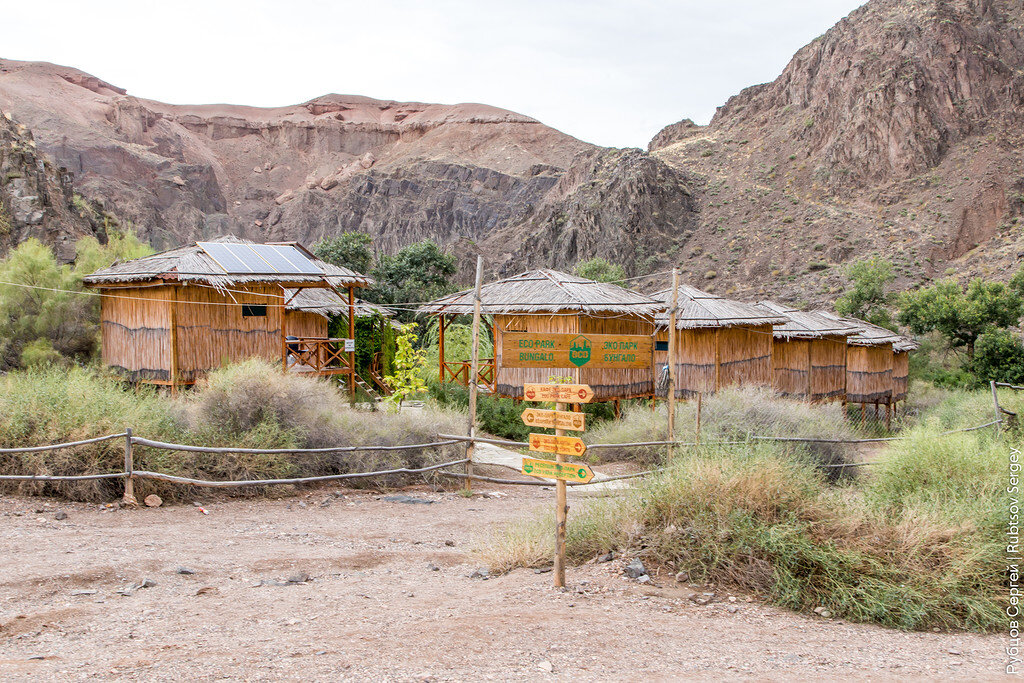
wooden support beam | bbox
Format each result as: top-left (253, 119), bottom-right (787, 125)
top-left (466, 257), bottom-right (484, 493)
top-left (348, 286), bottom-right (356, 397)
top-left (667, 268), bottom-right (679, 462)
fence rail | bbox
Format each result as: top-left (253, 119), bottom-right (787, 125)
top-left (0, 410), bottom-right (1009, 496)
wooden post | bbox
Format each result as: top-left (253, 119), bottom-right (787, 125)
top-left (992, 380), bottom-right (1003, 431)
top-left (169, 287), bottom-right (178, 397)
top-left (465, 256), bottom-right (484, 493)
top-left (554, 398), bottom-right (568, 588)
top-left (348, 286), bottom-right (356, 398)
top-left (122, 428), bottom-right (136, 506)
top-left (885, 401), bottom-right (892, 431)
top-left (613, 399), bottom-right (621, 420)
top-left (861, 402), bottom-right (866, 426)
top-left (666, 268), bottom-right (679, 462)
top-left (438, 315), bottom-right (447, 384)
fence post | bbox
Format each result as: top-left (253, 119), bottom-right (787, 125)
top-left (122, 428), bottom-right (137, 506)
top-left (992, 380), bottom-right (1003, 432)
top-left (465, 255), bottom-right (484, 492)
top-left (666, 268), bottom-right (678, 462)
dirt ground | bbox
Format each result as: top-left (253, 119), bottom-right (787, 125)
top-left (0, 476), bottom-right (1008, 681)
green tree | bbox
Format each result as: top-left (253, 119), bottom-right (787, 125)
top-left (835, 257), bottom-right (895, 329)
top-left (898, 278), bottom-right (1023, 355)
top-left (73, 228), bottom-right (154, 277)
top-left (383, 323), bottom-right (428, 411)
top-left (1010, 265), bottom-right (1024, 298)
top-left (0, 239), bottom-right (92, 369)
top-left (968, 329), bottom-right (1024, 385)
top-left (369, 240), bottom-right (457, 315)
top-left (574, 257), bottom-right (626, 283)
top-left (312, 232), bottom-right (373, 274)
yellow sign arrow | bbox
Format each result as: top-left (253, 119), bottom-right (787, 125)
top-left (523, 383), bottom-right (594, 404)
top-left (521, 457), bottom-right (594, 483)
top-left (528, 433), bottom-right (587, 457)
top-left (520, 408), bottom-right (586, 432)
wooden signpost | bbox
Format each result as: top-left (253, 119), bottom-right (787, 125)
top-left (521, 408), bottom-right (585, 432)
top-left (504, 333), bottom-right (653, 370)
top-left (519, 383), bottom-right (593, 588)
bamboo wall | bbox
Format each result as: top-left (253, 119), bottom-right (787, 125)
top-left (494, 311), bottom-right (655, 401)
top-left (892, 350), bottom-right (910, 402)
top-left (99, 286), bottom-right (172, 382)
top-left (846, 344), bottom-right (894, 404)
top-left (655, 325), bottom-right (773, 398)
top-left (285, 310), bottom-right (329, 340)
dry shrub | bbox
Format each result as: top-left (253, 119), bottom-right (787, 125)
top-left (0, 360), bottom-right (467, 501)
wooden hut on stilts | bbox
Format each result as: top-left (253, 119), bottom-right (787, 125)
top-left (418, 269), bottom-right (662, 407)
top-left (753, 301), bottom-right (859, 402)
top-left (816, 312), bottom-right (908, 428)
top-left (651, 285), bottom-right (788, 398)
top-left (83, 237), bottom-right (372, 394)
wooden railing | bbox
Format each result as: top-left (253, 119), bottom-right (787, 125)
top-left (283, 337), bottom-right (353, 376)
top-left (441, 358), bottom-right (496, 391)
top-left (369, 352), bottom-right (392, 395)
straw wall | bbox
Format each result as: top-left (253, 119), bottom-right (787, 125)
top-left (772, 338), bottom-right (810, 398)
top-left (99, 286), bottom-right (172, 382)
top-left (173, 284), bottom-right (284, 383)
top-left (892, 350), bottom-right (910, 402)
top-left (285, 310), bottom-right (329, 340)
top-left (846, 344), bottom-right (894, 404)
top-left (809, 335), bottom-right (848, 402)
top-left (494, 312), bottom-right (654, 401)
top-left (655, 325), bottom-right (772, 398)
top-left (718, 325), bottom-right (773, 389)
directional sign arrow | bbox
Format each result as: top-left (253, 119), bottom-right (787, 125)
top-left (521, 457), bottom-right (594, 484)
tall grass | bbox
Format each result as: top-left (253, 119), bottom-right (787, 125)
top-left (481, 388), bottom-right (1013, 632)
top-left (0, 360), bottom-right (467, 501)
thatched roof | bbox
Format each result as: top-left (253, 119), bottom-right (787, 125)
top-left (650, 285), bottom-right (789, 330)
top-left (815, 311), bottom-right (908, 348)
top-left (416, 269), bottom-right (662, 316)
top-left (754, 301), bottom-right (859, 340)
top-left (285, 288), bottom-right (396, 321)
top-left (83, 236), bottom-right (372, 290)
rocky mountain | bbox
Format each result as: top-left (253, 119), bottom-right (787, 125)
top-left (0, 112), bottom-right (105, 261)
top-left (2, 0), bottom-right (1024, 303)
top-left (648, 0), bottom-right (1024, 301)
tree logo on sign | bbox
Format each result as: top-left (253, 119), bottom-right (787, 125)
top-left (568, 336), bottom-right (592, 368)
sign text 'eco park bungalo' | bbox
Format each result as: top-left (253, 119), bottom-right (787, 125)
top-left (502, 333), bottom-right (653, 370)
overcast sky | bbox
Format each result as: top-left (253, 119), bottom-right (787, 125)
top-left (5, 0), bottom-right (865, 148)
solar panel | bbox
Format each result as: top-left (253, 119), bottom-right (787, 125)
top-left (198, 242), bottom-right (323, 275)
top-left (198, 242), bottom-right (255, 273)
top-left (248, 244), bottom-right (322, 275)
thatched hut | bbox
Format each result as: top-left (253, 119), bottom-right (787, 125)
top-left (892, 335), bottom-right (920, 403)
top-left (417, 269), bottom-right (661, 401)
top-left (84, 237), bottom-right (371, 391)
top-left (815, 312), bottom-right (903, 406)
top-left (753, 301), bottom-right (859, 402)
top-left (651, 285), bottom-right (788, 398)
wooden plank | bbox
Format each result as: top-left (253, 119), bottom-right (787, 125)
top-left (523, 383), bottom-right (594, 404)
top-left (502, 332), bottom-right (652, 369)
top-left (521, 409), bottom-right (585, 431)
top-left (528, 433), bottom-right (587, 457)
top-left (522, 456), bottom-right (594, 484)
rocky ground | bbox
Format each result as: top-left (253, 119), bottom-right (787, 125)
top-left (0, 479), bottom-right (1006, 681)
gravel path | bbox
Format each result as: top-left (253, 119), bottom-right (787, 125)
top-left (0, 484), bottom-right (1007, 680)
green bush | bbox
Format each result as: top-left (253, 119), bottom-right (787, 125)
top-left (968, 329), bottom-right (1024, 385)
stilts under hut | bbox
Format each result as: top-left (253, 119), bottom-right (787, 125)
top-left (651, 284), bottom-right (788, 398)
top-left (753, 301), bottom-right (859, 402)
top-left (83, 236), bottom-right (372, 394)
top-left (417, 269), bottom-right (662, 402)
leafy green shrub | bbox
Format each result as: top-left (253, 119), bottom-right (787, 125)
top-left (968, 329), bottom-right (1024, 385)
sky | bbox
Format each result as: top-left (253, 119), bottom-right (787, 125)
top-left (4, 0), bottom-right (866, 148)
